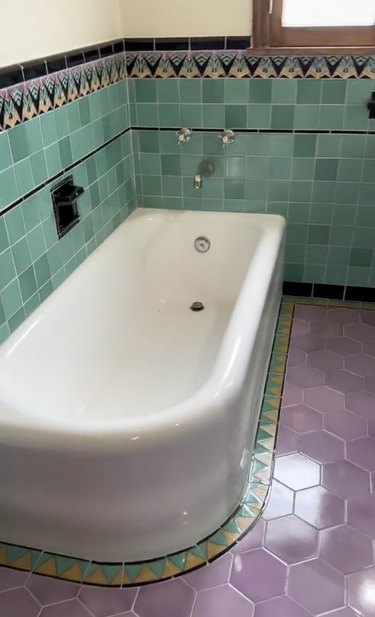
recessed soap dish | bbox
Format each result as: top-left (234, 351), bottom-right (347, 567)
top-left (51, 175), bottom-right (84, 239)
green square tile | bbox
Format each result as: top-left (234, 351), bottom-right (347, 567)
top-left (294, 106), bottom-right (319, 130)
top-left (135, 80), bottom-right (157, 103)
top-left (54, 106), bottom-right (70, 139)
top-left (362, 160), bottom-right (375, 183)
top-left (269, 157), bottom-right (292, 180)
top-left (347, 267), bottom-right (370, 287)
top-left (142, 175), bottom-right (162, 196)
top-left (359, 183), bottom-right (375, 205)
top-left (328, 246), bottom-right (351, 267)
top-left (335, 182), bottom-right (360, 205)
top-left (317, 134), bottom-right (341, 158)
top-left (224, 179), bottom-right (245, 199)
top-left (308, 224), bottom-right (330, 245)
top-left (224, 199), bottom-right (245, 212)
top-left (11, 237), bottom-right (32, 275)
top-left (319, 106), bottom-right (344, 130)
top-left (225, 157), bottom-right (246, 178)
top-left (272, 80), bottom-right (297, 104)
top-left (2, 279), bottom-right (22, 319)
top-left (288, 203), bottom-right (310, 223)
top-left (162, 176), bottom-right (182, 196)
top-left (346, 80), bottom-right (374, 105)
top-left (286, 243), bottom-right (306, 263)
top-left (28, 225), bottom-right (46, 261)
top-left (246, 157), bottom-right (270, 180)
top-left (0, 168), bottom-right (19, 207)
top-left (19, 266), bottom-right (37, 302)
top-left (58, 137), bottom-right (73, 169)
top-left (330, 225), bottom-right (353, 246)
top-left (0, 297), bottom-right (5, 326)
top-left (24, 117), bottom-right (43, 154)
top-left (79, 98), bottom-right (91, 126)
top-left (337, 159), bottom-right (363, 182)
top-left (180, 80), bottom-right (202, 103)
top-left (225, 80), bottom-right (249, 103)
top-left (267, 201), bottom-right (288, 216)
top-left (246, 104), bottom-right (271, 129)
top-left (137, 103), bottom-right (159, 126)
top-left (287, 224), bottom-right (309, 244)
top-left (15, 159), bottom-right (34, 195)
top-left (159, 104), bottom-right (181, 127)
top-left (245, 180), bottom-right (267, 201)
top-left (352, 227), bottom-right (375, 249)
top-left (310, 203), bottom-right (333, 224)
top-left (294, 135), bottom-right (317, 158)
top-left (180, 104), bottom-right (202, 128)
top-left (34, 253), bottom-right (51, 288)
top-left (8, 124), bottom-right (29, 162)
top-left (306, 244), bottom-right (328, 265)
top-left (30, 151), bottom-right (48, 186)
top-left (333, 204), bottom-right (356, 226)
top-left (292, 158), bottom-right (315, 180)
top-left (271, 105), bottom-right (295, 129)
top-left (311, 181), bottom-right (336, 204)
top-left (267, 180), bottom-right (290, 202)
top-left (289, 181), bottom-right (312, 203)
top-left (202, 80), bottom-right (224, 103)
top-left (0, 218), bottom-right (9, 254)
top-left (296, 80), bottom-right (322, 104)
top-left (182, 176), bottom-right (200, 198)
top-left (269, 134), bottom-right (293, 156)
top-left (45, 143), bottom-right (62, 176)
top-left (284, 263), bottom-right (304, 282)
top-left (40, 112), bottom-right (58, 147)
top-left (0, 249), bottom-right (16, 289)
top-left (203, 177), bottom-right (224, 199)
top-left (67, 102), bottom-right (81, 133)
top-left (322, 80), bottom-right (347, 104)
top-left (304, 264), bottom-right (326, 283)
top-left (157, 80), bottom-right (179, 103)
top-left (315, 159), bottom-right (339, 181)
top-left (244, 200), bottom-right (266, 213)
top-left (161, 154), bottom-right (181, 175)
top-left (203, 104), bottom-right (225, 128)
top-left (139, 153), bottom-right (161, 175)
top-left (181, 154), bottom-right (201, 176)
top-left (343, 106), bottom-right (369, 131)
top-left (225, 105), bottom-right (247, 128)
top-left (350, 248), bottom-right (373, 267)
top-left (248, 80), bottom-right (272, 103)
top-left (139, 131), bottom-right (159, 153)
top-left (340, 134), bottom-right (367, 158)
top-left (246, 134), bottom-right (269, 156)
top-left (4, 207), bottom-right (26, 243)
top-left (0, 132), bottom-right (13, 172)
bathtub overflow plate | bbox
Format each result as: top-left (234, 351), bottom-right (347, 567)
top-left (190, 301), bottom-right (205, 312)
top-left (194, 236), bottom-right (210, 253)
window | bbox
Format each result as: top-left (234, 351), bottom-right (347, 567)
top-left (253, 0), bottom-right (375, 51)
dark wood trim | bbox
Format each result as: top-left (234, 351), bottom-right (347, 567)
top-left (253, 0), bottom-right (375, 51)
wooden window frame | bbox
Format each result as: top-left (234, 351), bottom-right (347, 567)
top-left (253, 0), bottom-right (375, 54)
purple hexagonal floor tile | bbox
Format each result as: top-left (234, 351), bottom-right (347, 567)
top-left (347, 495), bottom-right (375, 538)
top-left (327, 337), bottom-right (362, 356)
top-left (323, 460), bottom-right (371, 498)
top-left (135, 579), bottom-right (195, 617)
top-left (282, 384), bottom-right (304, 407)
top-left (0, 567), bottom-right (28, 592)
top-left (0, 588), bottom-right (40, 617)
top-left (275, 426), bottom-right (299, 456)
top-left (347, 437), bottom-right (375, 471)
top-left (326, 370), bottom-right (363, 394)
top-left (287, 348), bottom-right (307, 368)
top-left (294, 305), bottom-right (327, 322)
top-left (254, 596), bottom-right (311, 617)
top-left (292, 334), bottom-right (325, 353)
top-left (231, 549), bottom-right (286, 602)
top-left (345, 354), bottom-right (375, 378)
top-left (231, 519), bottom-right (266, 555)
top-left (299, 430), bottom-right (345, 464)
top-left (327, 609), bottom-right (362, 617)
top-left (327, 308), bottom-right (360, 325)
top-left (264, 515), bottom-right (318, 564)
top-left (274, 453), bottom-right (320, 491)
top-left (27, 575), bottom-right (80, 606)
top-left (286, 366), bottom-right (325, 388)
top-left (291, 318), bottom-right (310, 337)
top-left (307, 349), bottom-right (343, 371)
top-left (288, 559), bottom-right (345, 615)
top-left (40, 600), bottom-right (92, 617)
top-left (323, 410), bottom-right (367, 440)
top-left (262, 480), bottom-right (294, 521)
top-left (345, 323), bottom-right (375, 342)
top-left (361, 311), bottom-right (375, 327)
top-left (310, 320), bottom-right (343, 339)
top-left (192, 585), bottom-right (254, 617)
top-left (280, 404), bottom-right (322, 433)
top-left (183, 553), bottom-right (232, 591)
top-left (365, 375), bottom-right (375, 393)
top-left (363, 340), bottom-right (375, 357)
top-left (304, 386), bottom-right (344, 413)
top-left (348, 567), bottom-right (375, 615)
top-left (346, 391), bottom-right (375, 419)
top-left (78, 586), bottom-right (138, 617)
top-left (320, 524), bottom-right (373, 574)
top-left (294, 485), bottom-right (345, 529)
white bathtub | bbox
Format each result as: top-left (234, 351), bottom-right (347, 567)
top-left (0, 208), bottom-right (285, 563)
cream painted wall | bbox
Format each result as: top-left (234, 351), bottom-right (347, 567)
top-left (0, 0), bottom-right (122, 66)
top-left (120, 0), bottom-right (253, 37)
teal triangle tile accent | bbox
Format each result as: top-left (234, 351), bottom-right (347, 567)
top-left (208, 531), bottom-right (228, 547)
top-left (257, 428), bottom-right (271, 441)
top-left (56, 557), bottom-right (78, 576)
top-left (148, 558), bottom-right (167, 578)
top-left (222, 519), bottom-right (241, 534)
top-left (101, 564), bottom-right (122, 583)
top-left (125, 564), bottom-right (144, 583)
top-left (190, 544), bottom-right (208, 561)
top-left (6, 546), bottom-right (30, 563)
top-left (168, 552), bottom-right (187, 570)
top-left (236, 505), bottom-right (252, 518)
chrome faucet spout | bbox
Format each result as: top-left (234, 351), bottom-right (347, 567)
top-left (194, 174), bottom-right (202, 189)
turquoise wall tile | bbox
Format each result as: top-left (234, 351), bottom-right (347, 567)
top-left (0, 132), bottom-right (13, 171)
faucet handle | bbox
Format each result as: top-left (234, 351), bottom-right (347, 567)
top-left (177, 128), bottom-right (192, 145)
top-left (219, 129), bottom-right (235, 147)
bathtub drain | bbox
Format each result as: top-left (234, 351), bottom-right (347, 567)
top-left (190, 302), bottom-right (205, 312)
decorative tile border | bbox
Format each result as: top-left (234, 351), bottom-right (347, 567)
top-left (1, 295), bottom-right (373, 587)
top-left (126, 52), bottom-right (375, 79)
top-left (0, 53), bottom-right (126, 132)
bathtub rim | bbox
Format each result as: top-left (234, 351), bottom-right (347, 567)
top-left (0, 208), bottom-right (286, 445)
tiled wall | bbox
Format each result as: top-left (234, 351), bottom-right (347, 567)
top-left (130, 77), bottom-right (375, 289)
top-left (0, 80), bottom-right (135, 343)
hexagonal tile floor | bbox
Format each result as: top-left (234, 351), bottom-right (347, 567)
top-left (1, 301), bottom-right (375, 616)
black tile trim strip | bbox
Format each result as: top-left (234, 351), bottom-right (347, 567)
top-left (283, 282), bottom-right (375, 303)
top-left (124, 36), bottom-right (251, 52)
top-left (134, 127), bottom-right (375, 135)
top-left (0, 127), bottom-right (131, 219)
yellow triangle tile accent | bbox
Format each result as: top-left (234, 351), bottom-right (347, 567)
top-left (0, 547), bottom-right (7, 565)
top-left (235, 516), bottom-right (255, 532)
top-left (12, 554), bottom-right (33, 571)
top-left (262, 425), bottom-right (277, 437)
top-left (85, 568), bottom-right (108, 586)
top-left (185, 553), bottom-right (205, 571)
top-left (254, 469), bottom-right (271, 483)
top-left (122, 570), bottom-right (132, 586)
top-left (61, 563), bottom-right (83, 582)
top-left (259, 438), bottom-right (275, 451)
top-left (37, 559), bottom-right (57, 577)
top-left (222, 530), bottom-right (240, 545)
top-left (252, 485), bottom-right (268, 501)
top-left (165, 559), bottom-right (183, 577)
top-left (162, 560), bottom-right (175, 579)
top-left (136, 566), bottom-right (159, 584)
top-left (207, 542), bottom-right (224, 560)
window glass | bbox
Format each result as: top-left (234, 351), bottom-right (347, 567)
top-left (282, 0), bottom-right (375, 27)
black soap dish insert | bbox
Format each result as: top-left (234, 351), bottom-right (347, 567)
top-left (52, 175), bottom-right (84, 238)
